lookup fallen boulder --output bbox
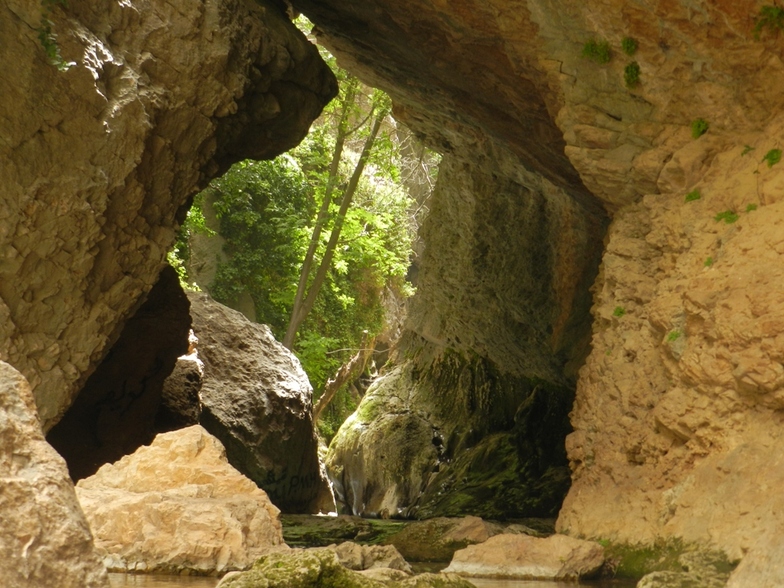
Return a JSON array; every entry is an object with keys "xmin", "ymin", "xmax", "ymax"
[
  {"xmin": 333, "ymin": 542, "xmax": 412, "ymax": 573},
  {"xmin": 0, "ymin": 361, "xmax": 108, "ymax": 588},
  {"xmin": 76, "ymin": 425, "xmax": 284, "ymax": 575},
  {"xmin": 443, "ymin": 533, "xmax": 604, "ymax": 581},
  {"xmin": 189, "ymin": 292, "xmax": 335, "ymax": 513}
]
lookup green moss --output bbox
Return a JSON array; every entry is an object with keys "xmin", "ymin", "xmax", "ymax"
[
  {"xmin": 600, "ymin": 539, "xmax": 737, "ymax": 582},
  {"xmin": 582, "ymin": 39, "xmax": 612, "ymax": 64},
  {"xmin": 762, "ymin": 148, "xmax": 782, "ymax": 167},
  {"xmin": 746, "ymin": 203, "xmax": 758, "ymax": 212},
  {"xmin": 684, "ymin": 189, "xmax": 701, "ymax": 202},
  {"xmin": 754, "ymin": 5, "xmax": 784, "ymax": 39},
  {"xmin": 624, "ymin": 61, "xmax": 641, "ymax": 87},
  {"xmin": 714, "ymin": 210, "xmax": 739, "ymax": 224},
  {"xmin": 704, "ymin": 257, "xmax": 714, "ymax": 267},
  {"xmin": 621, "ymin": 36, "xmax": 638, "ymax": 56},
  {"xmin": 613, "ymin": 306, "xmax": 626, "ymax": 317},
  {"xmin": 691, "ymin": 118, "xmax": 709, "ymax": 139},
  {"xmin": 667, "ymin": 330, "xmax": 682, "ymax": 342},
  {"xmin": 741, "ymin": 144, "xmax": 755, "ymax": 156}
]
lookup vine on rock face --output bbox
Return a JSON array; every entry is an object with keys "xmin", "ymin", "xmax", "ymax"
[
  {"xmin": 754, "ymin": 5, "xmax": 784, "ymax": 39},
  {"xmin": 38, "ymin": 0, "xmax": 73, "ymax": 71}
]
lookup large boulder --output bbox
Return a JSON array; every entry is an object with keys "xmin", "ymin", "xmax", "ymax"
[
  {"xmin": 47, "ymin": 265, "xmax": 191, "ymax": 480},
  {"xmin": 0, "ymin": 0, "xmax": 335, "ymax": 432},
  {"xmin": 188, "ymin": 292, "xmax": 334, "ymax": 513},
  {"xmin": 443, "ymin": 533, "xmax": 604, "ymax": 581},
  {"xmin": 76, "ymin": 425, "xmax": 284, "ymax": 575},
  {"xmin": 0, "ymin": 361, "xmax": 107, "ymax": 588}
]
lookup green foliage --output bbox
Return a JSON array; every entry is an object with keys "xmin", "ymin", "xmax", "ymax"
[
  {"xmin": 37, "ymin": 0, "xmax": 72, "ymax": 71},
  {"xmin": 613, "ymin": 306, "xmax": 626, "ymax": 317},
  {"xmin": 754, "ymin": 5, "xmax": 784, "ymax": 39},
  {"xmin": 762, "ymin": 148, "xmax": 782, "ymax": 167},
  {"xmin": 714, "ymin": 210, "xmax": 739, "ymax": 224},
  {"xmin": 621, "ymin": 36, "xmax": 639, "ymax": 56},
  {"xmin": 684, "ymin": 189, "xmax": 701, "ymax": 202},
  {"xmin": 624, "ymin": 61, "xmax": 641, "ymax": 87},
  {"xmin": 741, "ymin": 144, "xmax": 755, "ymax": 156},
  {"xmin": 704, "ymin": 256, "xmax": 714, "ymax": 267},
  {"xmin": 691, "ymin": 118, "xmax": 709, "ymax": 139},
  {"xmin": 667, "ymin": 330, "xmax": 682, "ymax": 342},
  {"xmin": 747, "ymin": 203, "xmax": 758, "ymax": 212},
  {"xmin": 582, "ymin": 39, "xmax": 612, "ymax": 64}
]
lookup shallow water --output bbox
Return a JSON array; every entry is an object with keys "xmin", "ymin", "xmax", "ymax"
[{"xmin": 108, "ymin": 573, "xmax": 635, "ymax": 588}]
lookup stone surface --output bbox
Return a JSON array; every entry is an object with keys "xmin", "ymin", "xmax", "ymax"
[
  {"xmin": 216, "ymin": 548, "xmax": 473, "ymax": 588},
  {"xmin": 0, "ymin": 0, "xmax": 335, "ymax": 431},
  {"xmin": 327, "ymin": 359, "xmax": 574, "ymax": 519},
  {"xmin": 156, "ymin": 329, "xmax": 204, "ymax": 433},
  {"xmin": 333, "ymin": 542, "xmax": 412, "ymax": 573},
  {"xmin": 292, "ymin": 0, "xmax": 784, "ymax": 576},
  {"xmin": 76, "ymin": 425, "xmax": 284, "ymax": 575},
  {"xmin": 0, "ymin": 360, "xmax": 108, "ymax": 588},
  {"xmin": 47, "ymin": 265, "xmax": 191, "ymax": 480},
  {"xmin": 189, "ymin": 292, "xmax": 335, "ymax": 513},
  {"xmin": 443, "ymin": 533, "xmax": 604, "ymax": 581}
]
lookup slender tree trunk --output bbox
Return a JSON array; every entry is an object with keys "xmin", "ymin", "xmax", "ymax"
[
  {"xmin": 283, "ymin": 79, "xmax": 358, "ymax": 349},
  {"xmin": 284, "ymin": 110, "xmax": 387, "ymax": 348},
  {"xmin": 313, "ymin": 331, "xmax": 375, "ymax": 422}
]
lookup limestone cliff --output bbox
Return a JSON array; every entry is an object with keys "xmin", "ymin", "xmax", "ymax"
[
  {"xmin": 294, "ymin": 0, "xmax": 784, "ymax": 572},
  {"xmin": 0, "ymin": 0, "xmax": 335, "ymax": 431}
]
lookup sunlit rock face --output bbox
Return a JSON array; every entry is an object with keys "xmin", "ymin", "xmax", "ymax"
[
  {"xmin": 296, "ymin": 0, "xmax": 784, "ymax": 566},
  {"xmin": 0, "ymin": 0, "xmax": 335, "ymax": 431}
]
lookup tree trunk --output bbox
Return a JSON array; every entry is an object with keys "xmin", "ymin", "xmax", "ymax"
[
  {"xmin": 284, "ymin": 109, "xmax": 387, "ymax": 348},
  {"xmin": 313, "ymin": 331, "xmax": 376, "ymax": 422}
]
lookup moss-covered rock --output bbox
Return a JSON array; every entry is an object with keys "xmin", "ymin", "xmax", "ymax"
[
  {"xmin": 215, "ymin": 548, "xmax": 474, "ymax": 588},
  {"xmin": 327, "ymin": 351, "xmax": 574, "ymax": 520}
]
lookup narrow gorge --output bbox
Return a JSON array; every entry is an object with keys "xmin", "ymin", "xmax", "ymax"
[{"xmin": 3, "ymin": 0, "xmax": 784, "ymax": 587}]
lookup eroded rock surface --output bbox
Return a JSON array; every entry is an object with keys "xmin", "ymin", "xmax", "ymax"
[
  {"xmin": 76, "ymin": 425, "xmax": 284, "ymax": 575},
  {"xmin": 443, "ymin": 533, "xmax": 604, "ymax": 581},
  {"xmin": 0, "ymin": 0, "xmax": 335, "ymax": 431},
  {"xmin": 47, "ymin": 265, "xmax": 191, "ymax": 480},
  {"xmin": 189, "ymin": 292, "xmax": 335, "ymax": 513},
  {"xmin": 0, "ymin": 361, "xmax": 108, "ymax": 588}
]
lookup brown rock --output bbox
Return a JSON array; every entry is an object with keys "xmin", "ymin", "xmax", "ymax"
[
  {"xmin": 76, "ymin": 425, "xmax": 284, "ymax": 575},
  {"xmin": 156, "ymin": 331, "xmax": 204, "ymax": 433},
  {"xmin": 0, "ymin": 0, "xmax": 335, "ymax": 431},
  {"xmin": 443, "ymin": 533, "xmax": 604, "ymax": 581},
  {"xmin": 332, "ymin": 542, "xmax": 412, "ymax": 573},
  {"xmin": 188, "ymin": 292, "xmax": 335, "ymax": 514},
  {"xmin": 47, "ymin": 265, "xmax": 191, "ymax": 480},
  {"xmin": 0, "ymin": 361, "xmax": 108, "ymax": 588}
]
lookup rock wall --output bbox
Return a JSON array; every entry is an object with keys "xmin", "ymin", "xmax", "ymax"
[
  {"xmin": 293, "ymin": 0, "xmax": 784, "ymax": 569},
  {"xmin": 1, "ymin": 0, "xmax": 335, "ymax": 431}
]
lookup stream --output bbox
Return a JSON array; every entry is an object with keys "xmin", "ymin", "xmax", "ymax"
[{"xmin": 108, "ymin": 573, "xmax": 636, "ymax": 588}]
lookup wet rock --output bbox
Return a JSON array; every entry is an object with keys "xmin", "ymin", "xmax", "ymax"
[
  {"xmin": 216, "ymin": 548, "xmax": 473, "ymax": 588},
  {"xmin": 443, "ymin": 533, "xmax": 604, "ymax": 581},
  {"xmin": 188, "ymin": 292, "xmax": 334, "ymax": 513},
  {"xmin": 47, "ymin": 265, "xmax": 191, "ymax": 480},
  {"xmin": 0, "ymin": 361, "xmax": 108, "ymax": 588},
  {"xmin": 328, "ymin": 359, "xmax": 574, "ymax": 520},
  {"xmin": 76, "ymin": 425, "xmax": 284, "ymax": 575}
]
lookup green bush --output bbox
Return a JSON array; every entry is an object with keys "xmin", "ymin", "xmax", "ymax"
[
  {"xmin": 624, "ymin": 61, "xmax": 641, "ymax": 87},
  {"xmin": 582, "ymin": 39, "xmax": 612, "ymax": 64},
  {"xmin": 691, "ymin": 118, "xmax": 709, "ymax": 139},
  {"xmin": 621, "ymin": 37, "xmax": 638, "ymax": 56},
  {"xmin": 762, "ymin": 148, "xmax": 782, "ymax": 167},
  {"xmin": 714, "ymin": 210, "xmax": 739, "ymax": 224},
  {"xmin": 754, "ymin": 5, "xmax": 784, "ymax": 39}
]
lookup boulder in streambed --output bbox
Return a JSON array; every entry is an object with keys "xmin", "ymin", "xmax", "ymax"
[
  {"xmin": 76, "ymin": 425, "xmax": 284, "ymax": 575},
  {"xmin": 188, "ymin": 292, "xmax": 335, "ymax": 514},
  {"xmin": 216, "ymin": 548, "xmax": 474, "ymax": 588},
  {"xmin": 443, "ymin": 533, "xmax": 604, "ymax": 581},
  {"xmin": 0, "ymin": 361, "xmax": 108, "ymax": 588}
]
